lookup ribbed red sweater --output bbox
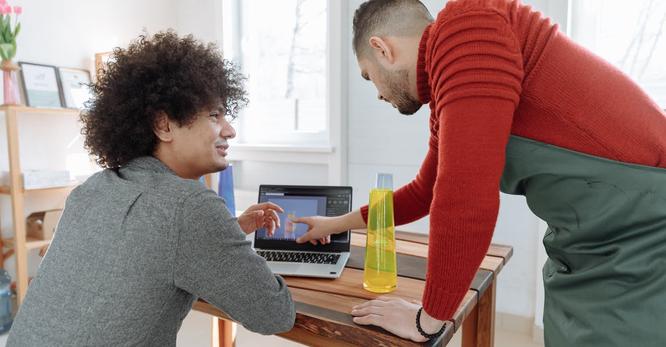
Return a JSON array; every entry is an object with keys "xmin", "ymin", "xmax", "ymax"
[{"xmin": 360, "ymin": 0, "xmax": 666, "ymax": 320}]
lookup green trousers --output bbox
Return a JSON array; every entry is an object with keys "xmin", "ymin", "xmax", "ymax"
[{"xmin": 501, "ymin": 136, "xmax": 666, "ymax": 347}]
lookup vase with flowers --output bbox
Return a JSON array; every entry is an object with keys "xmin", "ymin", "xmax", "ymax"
[{"xmin": 0, "ymin": 0, "xmax": 21, "ymax": 105}]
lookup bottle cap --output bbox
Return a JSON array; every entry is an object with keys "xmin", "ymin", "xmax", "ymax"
[{"xmin": 375, "ymin": 173, "xmax": 393, "ymax": 189}]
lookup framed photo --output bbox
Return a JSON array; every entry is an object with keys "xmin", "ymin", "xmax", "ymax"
[
  {"xmin": 57, "ymin": 67, "xmax": 92, "ymax": 109},
  {"xmin": 19, "ymin": 62, "xmax": 63, "ymax": 108}
]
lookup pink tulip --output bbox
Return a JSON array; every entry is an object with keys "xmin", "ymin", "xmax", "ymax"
[
  {"xmin": 13, "ymin": 6, "xmax": 21, "ymax": 15},
  {"xmin": 0, "ymin": 5, "xmax": 10, "ymax": 15},
  {"xmin": 0, "ymin": 0, "xmax": 6, "ymax": 6}
]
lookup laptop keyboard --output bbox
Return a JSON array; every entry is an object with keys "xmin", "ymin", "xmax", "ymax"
[{"xmin": 257, "ymin": 251, "xmax": 340, "ymax": 265}]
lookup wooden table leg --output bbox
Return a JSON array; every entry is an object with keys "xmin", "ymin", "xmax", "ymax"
[
  {"xmin": 462, "ymin": 281, "xmax": 496, "ymax": 347},
  {"xmin": 462, "ymin": 300, "xmax": 478, "ymax": 347},
  {"xmin": 214, "ymin": 318, "xmax": 235, "ymax": 347}
]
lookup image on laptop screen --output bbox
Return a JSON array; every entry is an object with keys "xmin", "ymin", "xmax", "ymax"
[
  {"xmin": 255, "ymin": 195, "xmax": 326, "ymax": 240},
  {"xmin": 254, "ymin": 185, "xmax": 352, "ymax": 251}
]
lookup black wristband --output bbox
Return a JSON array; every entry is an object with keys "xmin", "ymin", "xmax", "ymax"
[{"xmin": 416, "ymin": 307, "xmax": 446, "ymax": 340}]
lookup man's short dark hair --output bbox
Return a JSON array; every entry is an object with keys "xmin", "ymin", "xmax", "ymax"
[
  {"xmin": 353, "ymin": 0, "xmax": 433, "ymax": 58},
  {"xmin": 81, "ymin": 30, "xmax": 247, "ymax": 169}
]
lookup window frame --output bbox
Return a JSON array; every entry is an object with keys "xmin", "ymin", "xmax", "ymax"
[
  {"xmin": 567, "ymin": 0, "xmax": 666, "ymax": 108},
  {"xmin": 221, "ymin": 0, "xmax": 341, "ymax": 147}
]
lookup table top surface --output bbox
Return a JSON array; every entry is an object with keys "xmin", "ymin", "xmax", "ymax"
[{"xmin": 194, "ymin": 229, "xmax": 512, "ymax": 347}]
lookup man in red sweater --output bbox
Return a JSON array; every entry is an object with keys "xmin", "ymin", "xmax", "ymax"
[{"xmin": 293, "ymin": 0, "xmax": 666, "ymax": 345}]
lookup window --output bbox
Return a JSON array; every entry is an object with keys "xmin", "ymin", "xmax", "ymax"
[
  {"xmin": 570, "ymin": 0, "xmax": 666, "ymax": 107},
  {"xmin": 222, "ymin": 0, "xmax": 329, "ymax": 145}
]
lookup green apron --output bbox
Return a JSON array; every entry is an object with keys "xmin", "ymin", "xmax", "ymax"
[{"xmin": 500, "ymin": 136, "xmax": 666, "ymax": 347}]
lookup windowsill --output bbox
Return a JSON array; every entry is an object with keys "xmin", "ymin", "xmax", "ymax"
[
  {"xmin": 231, "ymin": 143, "xmax": 334, "ymax": 153},
  {"xmin": 227, "ymin": 143, "xmax": 335, "ymax": 164}
]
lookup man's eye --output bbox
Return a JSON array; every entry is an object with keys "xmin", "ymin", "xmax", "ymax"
[{"xmin": 210, "ymin": 112, "xmax": 220, "ymax": 119}]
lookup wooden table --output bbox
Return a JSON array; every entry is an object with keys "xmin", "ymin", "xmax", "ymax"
[{"xmin": 193, "ymin": 230, "xmax": 513, "ymax": 347}]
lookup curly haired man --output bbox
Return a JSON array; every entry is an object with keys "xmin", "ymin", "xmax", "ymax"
[{"xmin": 7, "ymin": 31, "xmax": 295, "ymax": 346}]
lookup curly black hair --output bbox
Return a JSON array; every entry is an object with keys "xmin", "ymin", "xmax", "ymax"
[{"xmin": 81, "ymin": 30, "xmax": 247, "ymax": 168}]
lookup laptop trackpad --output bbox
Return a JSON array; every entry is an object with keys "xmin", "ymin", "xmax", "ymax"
[{"xmin": 267, "ymin": 261, "xmax": 343, "ymax": 279}]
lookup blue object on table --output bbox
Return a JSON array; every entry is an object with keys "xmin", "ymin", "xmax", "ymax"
[
  {"xmin": 218, "ymin": 165, "xmax": 236, "ymax": 216},
  {"xmin": 0, "ymin": 269, "xmax": 13, "ymax": 334}
]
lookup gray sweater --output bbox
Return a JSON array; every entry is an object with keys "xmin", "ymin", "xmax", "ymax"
[{"xmin": 7, "ymin": 157, "xmax": 295, "ymax": 346}]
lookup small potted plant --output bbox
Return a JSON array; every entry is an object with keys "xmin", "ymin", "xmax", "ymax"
[{"xmin": 0, "ymin": 1, "xmax": 22, "ymax": 105}]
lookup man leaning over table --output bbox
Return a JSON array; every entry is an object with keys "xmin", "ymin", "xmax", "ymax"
[{"xmin": 292, "ymin": 0, "xmax": 666, "ymax": 346}]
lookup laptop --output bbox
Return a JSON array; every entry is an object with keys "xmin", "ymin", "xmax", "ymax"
[{"xmin": 253, "ymin": 185, "xmax": 352, "ymax": 279}]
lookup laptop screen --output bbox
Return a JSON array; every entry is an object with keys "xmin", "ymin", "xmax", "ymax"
[{"xmin": 253, "ymin": 185, "xmax": 352, "ymax": 252}]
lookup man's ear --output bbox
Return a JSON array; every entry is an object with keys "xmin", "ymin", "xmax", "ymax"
[
  {"xmin": 153, "ymin": 111, "xmax": 174, "ymax": 142},
  {"xmin": 368, "ymin": 36, "xmax": 395, "ymax": 65}
]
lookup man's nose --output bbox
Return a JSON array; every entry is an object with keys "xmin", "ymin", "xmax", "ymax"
[{"xmin": 221, "ymin": 121, "xmax": 236, "ymax": 139}]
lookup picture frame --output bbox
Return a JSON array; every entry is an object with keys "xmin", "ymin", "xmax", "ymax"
[
  {"xmin": 18, "ymin": 62, "xmax": 64, "ymax": 108},
  {"xmin": 94, "ymin": 51, "xmax": 113, "ymax": 80},
  {"xmin": 57, "ymin": 67, "xmax": 92, "ymax": 109},
  {"xmin": 0, "ymin": 70, "xmax": 4, "ymax": 105}
]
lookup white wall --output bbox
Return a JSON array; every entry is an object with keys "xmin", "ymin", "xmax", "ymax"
[
  {"xmin": 14, "ymin": 0, "xmax": 179, "ymax": 69},
  {"xmin": 174, "ymin": 0, "xmax": 223, "ymax": 50}
]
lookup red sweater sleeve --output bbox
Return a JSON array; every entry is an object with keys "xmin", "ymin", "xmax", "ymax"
[{"xmin": 421, "ymin": 9, "xmax": 523, "ymax": 320}]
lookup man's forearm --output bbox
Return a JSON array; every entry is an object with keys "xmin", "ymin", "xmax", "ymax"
[{"xmin": 335, "ymin": 209, "xmax": 367, "ymax": 231}]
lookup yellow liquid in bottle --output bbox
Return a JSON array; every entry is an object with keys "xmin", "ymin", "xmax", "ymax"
[{"xmin": 363, "ymin": 188, "xmax": 397, "ymax": 293}]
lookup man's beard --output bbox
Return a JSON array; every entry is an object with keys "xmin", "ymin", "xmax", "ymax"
[{"xmin": 385, "ymin": 69, "xmax": 423, "ymax": 115}]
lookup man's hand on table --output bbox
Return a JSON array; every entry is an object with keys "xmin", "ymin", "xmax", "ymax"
[
  {"xmin": 237, "ymin": 202, "xmax": 284, "ymax": 235},
  {"xmin": 351, "ymin": 296, "xmax": 446, "ymax": 343}
]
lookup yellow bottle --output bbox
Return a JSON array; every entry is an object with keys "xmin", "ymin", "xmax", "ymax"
[{"xmin": 363, "ymin": 173, "xmax": 397, "ymax": 293}]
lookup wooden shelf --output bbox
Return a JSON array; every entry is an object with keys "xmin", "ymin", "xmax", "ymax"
[
  {"xmin": 1, "ymin": 104, "xmax": 83, "ymax": 304},
  {"xmin": 2, "ymin": 238, "xmax": 51, "ymax": 265},
  {"xmin": 2, "ymin": 237, "xmax": 51, "ymax": 250},
  {"xmin": 0, "ymin": 105, "xmax": 81, "ymax": 115},
  {"xmin": 26, "ymin": 238, "xmax": 51, "ymax": 250},
  {"xmin": 0, "ymin": 183, "xmax": 78, "ymax": 195}
]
